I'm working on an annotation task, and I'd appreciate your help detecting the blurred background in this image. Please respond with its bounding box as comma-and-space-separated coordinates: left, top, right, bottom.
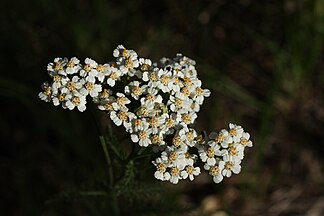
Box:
1, 0, 324, 215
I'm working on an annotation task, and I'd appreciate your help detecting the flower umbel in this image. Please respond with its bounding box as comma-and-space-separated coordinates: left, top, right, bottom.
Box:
39, 45, 253, 184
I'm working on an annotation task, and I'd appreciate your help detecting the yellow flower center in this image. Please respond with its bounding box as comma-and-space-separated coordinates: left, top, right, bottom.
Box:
157, 163, 166, 172
53, 75, 61, 82
84, 64, 92, 72
151, 135, 162, 145
196, 87, 203, 96
240, 137, 249, 147
215, 133, 225, 144
96, 64, 106, 73
122, 49, 129, 57
117, 111, 129, 122
161, 75, 170, 85
138, 131, 148, 140
104, 102, 114, 111
207, 147, 215, 158
72, 96, 81, 106
146, 94, 156, 101
170, 167, 180, 177
149, 117, 159, 127
229, 129, 237, 137
110, 72, 118, 80
54, 62, 63, 71
149, 72, 158, 81
125, 58, 134, 69
134, 119, 142, 127
85, 82, 94, 91
183, 77, 192, 86
117, 96, 127, 106
186, 165, 194, 175
169, 151, 178, 161
186, 131, 195, 141
225, 161, 234, 170
58, 93, 66, 101
181, 87, 190, 96
141, 64, 150, 71
166, 118, 175, 128
228, 144, 238, 156
181, 114, 192, 124
132, 86, 142, 96
66, 60, 75, 68
175, 98, 183, 107
67, 81, 76, 91
209, 165, 220, 176
172, 136, 181, 147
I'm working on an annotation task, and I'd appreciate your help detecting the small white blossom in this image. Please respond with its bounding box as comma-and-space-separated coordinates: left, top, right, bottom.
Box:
80, 58, 98, 77
66, 57, 81, 75
65, 92, 87, 112
181, 165, 200, 181
80, 76, 102, 97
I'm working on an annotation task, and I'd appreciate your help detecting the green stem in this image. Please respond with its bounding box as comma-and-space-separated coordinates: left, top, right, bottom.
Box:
99, 136, 114, 188
99, 135, 120, 215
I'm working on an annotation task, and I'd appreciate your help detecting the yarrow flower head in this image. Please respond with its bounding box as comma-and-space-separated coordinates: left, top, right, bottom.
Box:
39, 45, 253, 185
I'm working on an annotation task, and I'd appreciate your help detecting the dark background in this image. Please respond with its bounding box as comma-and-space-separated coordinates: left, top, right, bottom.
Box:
1, 0, 324, 215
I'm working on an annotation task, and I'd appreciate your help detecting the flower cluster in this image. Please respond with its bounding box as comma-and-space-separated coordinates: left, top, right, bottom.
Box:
39, 45, 253, 184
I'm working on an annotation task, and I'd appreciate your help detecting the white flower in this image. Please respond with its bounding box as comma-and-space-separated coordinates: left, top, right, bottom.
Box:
136, 100, 156, 118
95, 63, 110, 82
161, 146, 187, 170
168, 166, 182, 184
179, 127, 197, 147
159, 113, 178, 135
157, 70, 173, 93
142, 68, 161, 85
52, 91, 71, 108
112, 93, 131, 111
209, 129, 233, 148
229, 123, 244, 142
168, 92, 190, 114
181, 165, 200, 181
80, 58, 98, 77
139, 58, 152, 70
65, 92, 87, 112
150, 133, 166, 149
153, 157, 170, 181
50, 74, 69, 92
110, 109, 135, 129
191, 87, 211, 105
66, 57, 81, 74
131, 118, 149, 133
199, 141, 221, 166
221, 143, 244, 161
107, 67, 122, 87
177, 112, 197, 126
61, 76, 83, 95
124, 81, 147, 100
47, 57, 68, 75
148, 115, 166, 134
97, 96, 116, 113
80, 76, 102, 97
38, 83, 52, 102
113, 45, 131, 58
239, 132, 253, 148
130, 123, 152, 147
221, 154, 241, 177
205, 161, 225, 183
